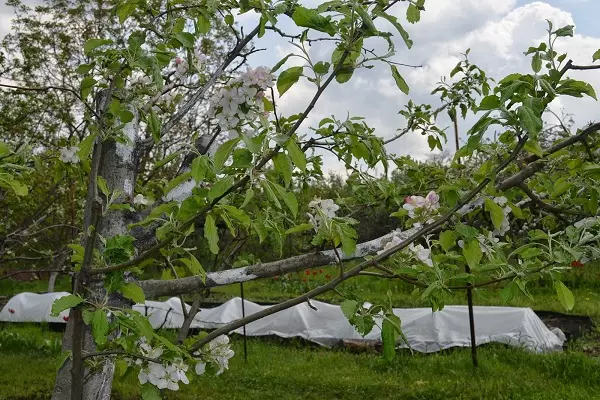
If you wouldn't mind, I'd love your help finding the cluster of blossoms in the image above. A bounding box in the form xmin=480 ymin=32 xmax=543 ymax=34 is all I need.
xmin=129 ymin=334 xmax=234 ymax=392
xmin=193 ymin=335 xmax=235 ymax=376
xmin=59 ymin=146 xmax=80 ymax=164
xmin=130 ymin=74 xmax=152 ymax=86
xmin=133 ymin=339 xmax=189 ymax=391
xmin=307 ymin=198 xmax=340 ymax=231
xmin=173 ymin=57 xmax=188 ymax=79
xmin=377 ymin=230 xmax=433 ymax=267
xmin=194 ymin=48 xmax=207 ymax=70
xmin=208 ymin=66 xmax=273 ymax=133
xmin=403 ymin=191 xmax=440 ymax=226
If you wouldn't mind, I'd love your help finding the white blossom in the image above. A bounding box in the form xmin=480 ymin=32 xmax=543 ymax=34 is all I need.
xmin=59 ymin=146 xmax=80 ymax=164
xmin=408 ymin=243 xmax=433 ymax=267
xmin=307 ymin=198 xmax=340 ymax=230
xmin=194 ymin=335 xmax=235 ymax=376
xmin=133 ymin=194 xmax=150 ymax=206
xmin=194 ymin=48 xmax=207 ymax=70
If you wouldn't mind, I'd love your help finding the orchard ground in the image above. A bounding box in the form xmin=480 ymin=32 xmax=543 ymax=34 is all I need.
xmin=2 ymin=264 xmax=600 ymax=399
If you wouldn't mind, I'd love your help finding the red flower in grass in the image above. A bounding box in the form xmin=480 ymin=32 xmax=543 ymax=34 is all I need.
xmin=319 ymin=269 xmax=324 ymax=274
xmin=63 ymin=316 xmax=69 ymax=322
xmin=305 ymin=269 xmax=311 ymax=276
xmin=325 ymin=274 xmax=331 ymax=281
xmin=571 ymin=260 xmax=585 ymax=268
xmin=273 ymin=276 xmax=279 ymax=281
xmin=303 ymin=278 xmax=307 ymax=283
xmin=8 ymin=308 xmax=15 ymax=314
xmin=313 ymin=271 xmax=317 ymax=276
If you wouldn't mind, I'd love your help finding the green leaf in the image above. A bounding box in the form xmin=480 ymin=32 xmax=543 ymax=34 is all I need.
xmin=269 ymin=181 xmax=298 ymax=217
xmin=77 ymin=133 xmax=97 ymax=160
xmin=390 ymin=65 xmax=409 ymax=95
xmin=92 ymin=309 xmax=109 ymax=346
xmin=382 ymin=314 xmax=401 ymax=362
xmin=261 ymin=180 xmax=281 ymax=209
xmin=355 ymin=6 xmax=377 ymax=34
xmin=133 ymin=313 xmax=154 ymax=339
xmin=285 ymin=223 xmax=315 ymax=235
xmin=484 ymin=198 xmax=506 ymax=230
xmin=180 ymin=255 xmax=205 ymax=282
xmin=197 ymin=14 xmax=211 ymax=34
xmin=148 ymin=110 xmax=161 ymax=144
xmin=163 ymin=172 xmax=192 ymax=196
xmin=523 ymin=139 xmax=543 ymax=157
xmin=292 ymin=7 xmax=336 ymax=36
xmin=406 ymin=4 xmax=421 ymax=24
xmin=97 ymin=176 xmax=110 ymax=197
xmin=593 ymin=49 xmax=600 ymax=62
xmin=462 ymin=239 xmax=483 ymax=269
xmin=313 ymin=61 xmax=331 ymax=74
xmin=517 ymin=106 xmax=542 ymax=137
xmin=478 ymin=95 xmax=500 ymax=110
xmin=191 ymin=156 xmax=208 ymax=183
xmin=531 ymin=53 xmax=542 ymax=73
xmin=225 ymin=14 xmax=234 ymax=25
xmin=335 ymin=66 xmax=354 ymax=84
xmin=141 ymin=383 xmax=161 ymax=400
xmin=155 ymin=151 xmax=181 ymax=168
xmin=213 ymin=138 xmax=240 ymax=172
xmin=556 ymin=79 xmax=597 ymax=100
xmin=439 ymin=230 xmax=456 ymax=252
xmin=286 ymin=139 xmax=306 ymax=172
xmin=84 ymin=38 xmax=113 ymax=54
xmin=207 ymin=176 xmax=234 ymax=203
xmin=554 ymin=281 xmax=574 ymax=311
xmin=204 ymin=214 xmax=219 ymax=254
xmin=277 ymin=66 xmax=303 ymax=97
xmin=554 ymin=25 xmax=574 ymax=37
xmin=273 ymin=153 xmax=293 ymax=187
xmin=119 ymin=283 xmax=145 ymax=304
xmin=80 ymin=77 xmax=97 ymax=99
xmin=51 ymin=294 xmax=84 ymax=316
xmin=241 ymin=188 xmax=254 ymax=209
xmin=271 ymin=54 xmax=293 ymax=73
xmin=374 ymin=10 xmax=412 ymax=49
xmin=552 ymin=177 xmax=571 ymax=197
xmin=173 ymin=32 xmax=195 ymax=48
xmin=340 ymin=300 xmax=358 ymax=319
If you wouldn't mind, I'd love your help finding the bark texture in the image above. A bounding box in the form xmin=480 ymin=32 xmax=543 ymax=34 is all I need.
xmin=52 ymin=107 xmax=139 ymax=400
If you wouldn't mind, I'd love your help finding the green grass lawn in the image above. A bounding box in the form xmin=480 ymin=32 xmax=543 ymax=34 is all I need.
xmin=1 ymin=324 xmax=600 ymax=400
xmin=2 ymin=265 xmax=600 ymax=399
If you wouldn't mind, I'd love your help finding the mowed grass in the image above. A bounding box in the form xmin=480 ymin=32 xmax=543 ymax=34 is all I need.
xmin=3 ymin=266 xmax=600 ymax=399
xmin=1 ymin=324 xmax=600 ymax=400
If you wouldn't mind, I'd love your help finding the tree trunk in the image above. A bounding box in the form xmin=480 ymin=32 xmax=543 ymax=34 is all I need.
xmin=47 ymin=272 xmax=58 ymax=293
xmin=52 ymin=102 xmax=140 ymax=400
xmin=47 ymin=252 xmax=68 ymax=293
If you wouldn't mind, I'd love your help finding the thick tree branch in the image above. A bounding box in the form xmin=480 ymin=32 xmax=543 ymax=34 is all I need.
xmin=188 ymin=136 xmax=529 ymax=351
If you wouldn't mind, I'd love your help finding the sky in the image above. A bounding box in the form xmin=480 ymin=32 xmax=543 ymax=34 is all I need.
xmin=1 ymin=1 xmax=599 ymax=176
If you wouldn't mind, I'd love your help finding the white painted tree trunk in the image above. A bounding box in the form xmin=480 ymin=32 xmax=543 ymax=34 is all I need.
xmin=51 ymin=104 xmax=139 ymax=400
xmin=47 ymin=271 xmax=58 ymax=293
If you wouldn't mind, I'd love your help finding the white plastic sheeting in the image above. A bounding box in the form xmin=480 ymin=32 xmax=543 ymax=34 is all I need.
xmin=1 ymin=292 xmax=565 ymax=353
xmin=0 ymin=291 xmax=70 ymax=323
